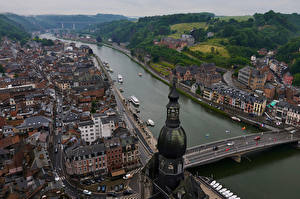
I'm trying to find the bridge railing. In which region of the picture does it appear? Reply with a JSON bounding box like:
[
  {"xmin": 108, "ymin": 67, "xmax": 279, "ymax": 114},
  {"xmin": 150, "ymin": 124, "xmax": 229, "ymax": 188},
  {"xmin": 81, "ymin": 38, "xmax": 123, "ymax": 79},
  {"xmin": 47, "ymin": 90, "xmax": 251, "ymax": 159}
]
[
  {"xmin": 185, "ymin": 130, "xmax": 284, "ymax": 154},
  {"xmin": 185, "ymin": 133, "xmax": 300, "ymax": 168}
]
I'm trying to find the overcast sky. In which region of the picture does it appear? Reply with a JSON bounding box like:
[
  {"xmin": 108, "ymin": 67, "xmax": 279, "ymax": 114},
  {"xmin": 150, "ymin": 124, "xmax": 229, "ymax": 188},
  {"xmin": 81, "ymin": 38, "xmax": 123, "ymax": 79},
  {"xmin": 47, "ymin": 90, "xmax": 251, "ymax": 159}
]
[{"xmin": 0, "ymin": 0, "xmax": 299, "ymax": 17}]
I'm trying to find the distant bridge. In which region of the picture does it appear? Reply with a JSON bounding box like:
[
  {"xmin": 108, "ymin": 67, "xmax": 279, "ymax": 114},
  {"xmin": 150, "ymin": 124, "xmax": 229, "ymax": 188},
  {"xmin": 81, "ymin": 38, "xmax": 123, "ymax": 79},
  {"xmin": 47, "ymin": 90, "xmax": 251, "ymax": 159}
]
[{"xmin": 184, "ymin": 129, "xmax": 300, "ymax": 168}]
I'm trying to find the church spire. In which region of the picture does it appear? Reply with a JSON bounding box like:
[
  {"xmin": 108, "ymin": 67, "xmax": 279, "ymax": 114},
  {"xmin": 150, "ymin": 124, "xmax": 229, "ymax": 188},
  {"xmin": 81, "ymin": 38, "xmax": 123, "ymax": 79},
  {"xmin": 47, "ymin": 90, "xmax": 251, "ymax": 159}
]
[{"xmin": 166, "ymin": 70, "xmax": 180, "ymax": 128}]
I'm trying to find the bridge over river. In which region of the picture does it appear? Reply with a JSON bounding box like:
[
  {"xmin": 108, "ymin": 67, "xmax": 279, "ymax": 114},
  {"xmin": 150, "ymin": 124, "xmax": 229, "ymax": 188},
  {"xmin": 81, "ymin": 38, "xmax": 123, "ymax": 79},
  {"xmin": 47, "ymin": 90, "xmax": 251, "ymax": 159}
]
[{"xmin": 184, "ymin": 129, "xmax": 300, "ymax": 168}]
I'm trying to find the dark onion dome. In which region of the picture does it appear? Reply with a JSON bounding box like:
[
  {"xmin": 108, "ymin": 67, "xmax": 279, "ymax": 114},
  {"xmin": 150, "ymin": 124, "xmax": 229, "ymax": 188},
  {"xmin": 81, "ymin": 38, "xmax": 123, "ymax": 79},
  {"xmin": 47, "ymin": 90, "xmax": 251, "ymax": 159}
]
[{"xmin": 158, "ymin": 125, "xmax": 187, "ymax": 159}]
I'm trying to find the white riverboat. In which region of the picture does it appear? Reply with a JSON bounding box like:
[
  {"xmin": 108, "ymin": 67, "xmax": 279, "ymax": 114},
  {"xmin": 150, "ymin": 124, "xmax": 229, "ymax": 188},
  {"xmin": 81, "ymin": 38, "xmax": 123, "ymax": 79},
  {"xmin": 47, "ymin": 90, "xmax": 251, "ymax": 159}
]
[
  {"xmin": 129, "ymin": 96, "xmax": 140, "ymax": 106},
  {"xmin": 118, "ymin": 74, "xmax": 123, "ymax": 83},
  {"xmin": 231, "ymin": 116, "xmax": 241, "ymax": 122},
  {"xmin": 146, "ymin": 119, "xmax": 155, "ymax": 127}
]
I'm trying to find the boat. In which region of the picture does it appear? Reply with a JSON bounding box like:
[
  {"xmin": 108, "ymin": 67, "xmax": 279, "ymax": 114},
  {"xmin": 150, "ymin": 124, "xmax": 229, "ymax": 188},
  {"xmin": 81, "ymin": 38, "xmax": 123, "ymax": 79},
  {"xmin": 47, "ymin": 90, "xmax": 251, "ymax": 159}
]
[
  {"xmin": 231, "ymin": 116, "xmax": 241, "ymax": 122},
  {"xmin": 222, "ymin": 190, "xmax": 230, "ymax": 196},
  {"xmin": 119, "ymin": 87, "xmax": 124, "ymax": 92},
  {"xmin": 225, "ymin": 130, "xmax": 231, "ymax": 133},
  {"xmin": 118, "ymin": 74, "xmax": 123, "ymax": 83},
  {"xmin": 129, "ymin": 96, "xmax": 140, "ymax": 106},
  {"xmin": 216, "ymin": 185, "xmax": 222, "ymax": 191},
  {"xmin": 229, "ymin": 196, "xmax": 237, "ymax": 199},
  {"xmin": 138, "ymin": 73, "xmax": 142, "ymax": 77},
  {"xmin": 146, "ymin": 119, "xmax": 155, "ymax": 127},
  {"xmin": 210, "ymin": 180, "xmax": 216, "ymax": 186},
  {"xmin": 205, "ymin": 133, "xmax": 210, "ymax": 137},
  {"xmin": 108, "ymin": 68, "xmax": 114, "ymax": 73},
  {"xmin": 213, "ymin": 183, "xmax": 219, "ymax": 188},
  {"xmin": 227, "ymin": 192, "xmax": 233, "ymax": 197},
  {"xmin": 219, "ymin": 188, "xmax": 227, "ymax": 193},
  {"xmin": 242, "ymin": 126, "xmax": 246, "ymax": 130}
]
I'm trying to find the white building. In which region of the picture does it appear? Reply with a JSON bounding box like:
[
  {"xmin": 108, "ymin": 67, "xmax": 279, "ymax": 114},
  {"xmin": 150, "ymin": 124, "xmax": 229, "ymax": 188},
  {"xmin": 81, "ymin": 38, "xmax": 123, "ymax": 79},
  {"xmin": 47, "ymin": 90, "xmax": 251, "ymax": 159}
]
[
  {"xmin": 79, "ymin": 112, "xmax": 120, "ymax": 144},
  {"xmin": 78, "ymin": 120, "xmax": 97, "ymax": 144}
]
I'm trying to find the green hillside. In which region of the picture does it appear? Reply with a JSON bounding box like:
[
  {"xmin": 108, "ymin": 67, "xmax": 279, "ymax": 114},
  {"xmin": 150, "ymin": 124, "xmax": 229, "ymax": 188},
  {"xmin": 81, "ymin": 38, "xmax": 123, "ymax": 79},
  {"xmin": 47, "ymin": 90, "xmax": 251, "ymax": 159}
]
[
  {"xmin": 0, "ymin": 14, "xmax": 30, "ymax": 43},
  {"xmin": 92, "ymin": 10, "xmax": 300, "ymax": 69},
  {"xmin": 5, "ymin": 13, "xmax": 132, "ymax": 31}
]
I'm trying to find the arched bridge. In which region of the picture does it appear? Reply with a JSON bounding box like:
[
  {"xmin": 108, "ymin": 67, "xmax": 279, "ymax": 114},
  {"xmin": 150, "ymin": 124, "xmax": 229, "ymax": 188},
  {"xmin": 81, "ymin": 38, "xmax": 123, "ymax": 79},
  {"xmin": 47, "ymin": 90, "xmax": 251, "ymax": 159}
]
[{"xmin": 184, "ymin": 129, "xmax": 300, "ymax": 168}]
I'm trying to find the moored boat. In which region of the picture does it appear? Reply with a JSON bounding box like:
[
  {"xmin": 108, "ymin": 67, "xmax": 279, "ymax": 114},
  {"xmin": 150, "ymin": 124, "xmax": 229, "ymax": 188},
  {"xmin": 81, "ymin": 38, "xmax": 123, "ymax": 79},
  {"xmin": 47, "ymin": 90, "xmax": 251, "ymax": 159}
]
[
  {"xmin": 146, "ymin": 119, "xmax": 155, "ymax": 126},
  {"xmin": 129, "ymin": 95, "xmax": 139, "ymax": 106},
  {"xmin": 231, "ymin": 116, "xmax": 241, "ymax": 122},
  {"xmin": 118, "ymin": 74, "xmax": 123, "ymax": 83}
]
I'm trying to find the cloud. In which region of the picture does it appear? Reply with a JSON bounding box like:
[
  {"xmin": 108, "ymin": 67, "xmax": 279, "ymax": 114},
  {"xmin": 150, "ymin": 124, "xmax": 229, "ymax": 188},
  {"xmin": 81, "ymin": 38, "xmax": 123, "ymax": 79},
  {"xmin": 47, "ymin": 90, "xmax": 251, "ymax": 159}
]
[{"xmin": 0, "ymin": 0, "xmax": 299, "ymax": 16}]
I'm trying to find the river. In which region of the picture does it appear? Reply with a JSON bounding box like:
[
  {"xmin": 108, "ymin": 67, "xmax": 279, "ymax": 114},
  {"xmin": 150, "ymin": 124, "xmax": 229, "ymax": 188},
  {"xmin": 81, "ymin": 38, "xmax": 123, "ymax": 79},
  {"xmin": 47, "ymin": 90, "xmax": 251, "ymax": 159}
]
[{"xmin": 41, "ymin": 34, "xmax": 300, "ymax": 199}]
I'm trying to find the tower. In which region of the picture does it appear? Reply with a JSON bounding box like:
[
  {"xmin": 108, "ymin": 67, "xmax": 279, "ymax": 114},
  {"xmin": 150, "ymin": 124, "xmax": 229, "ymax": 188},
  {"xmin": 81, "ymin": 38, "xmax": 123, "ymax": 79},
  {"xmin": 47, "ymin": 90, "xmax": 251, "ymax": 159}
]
[{"xmin": 157, "ymin": 75, "xmax": 187, "ymax": 191}]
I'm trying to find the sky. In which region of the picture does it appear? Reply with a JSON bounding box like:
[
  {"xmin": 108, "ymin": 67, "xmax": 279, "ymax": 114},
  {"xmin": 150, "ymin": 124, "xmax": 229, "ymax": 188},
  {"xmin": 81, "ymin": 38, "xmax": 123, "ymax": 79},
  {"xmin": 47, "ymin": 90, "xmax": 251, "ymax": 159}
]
[{"xmin": 0, "ymin": 0, "xmax": 299, "ymax": 17}]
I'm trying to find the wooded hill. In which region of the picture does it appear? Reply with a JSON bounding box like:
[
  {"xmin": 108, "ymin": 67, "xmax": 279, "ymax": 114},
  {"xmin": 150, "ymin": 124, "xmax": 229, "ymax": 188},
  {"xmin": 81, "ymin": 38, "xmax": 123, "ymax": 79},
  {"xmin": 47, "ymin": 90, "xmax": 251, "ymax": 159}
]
[
  {"xmin": 0, "ymin": 14, "xmax": 30, "ymax": 44},
  {"xmin": 4, "ymin": 13, "xmax": 132, "ymax": 31},
  {"xmin": 91, "ymin": 11, "xmax": 300, "ymax": 83}
]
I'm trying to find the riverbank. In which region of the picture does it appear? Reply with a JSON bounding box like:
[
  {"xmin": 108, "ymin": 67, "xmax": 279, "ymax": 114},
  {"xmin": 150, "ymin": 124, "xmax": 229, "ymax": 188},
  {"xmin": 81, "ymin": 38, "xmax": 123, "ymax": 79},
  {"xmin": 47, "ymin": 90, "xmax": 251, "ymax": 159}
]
[
  {"xmin": 93, "ymin": 53, "xmax": 158, "ymax": 154},
  {"xmin": 100, "ymin": 42, "xmax": 272, "ymax": 131}
]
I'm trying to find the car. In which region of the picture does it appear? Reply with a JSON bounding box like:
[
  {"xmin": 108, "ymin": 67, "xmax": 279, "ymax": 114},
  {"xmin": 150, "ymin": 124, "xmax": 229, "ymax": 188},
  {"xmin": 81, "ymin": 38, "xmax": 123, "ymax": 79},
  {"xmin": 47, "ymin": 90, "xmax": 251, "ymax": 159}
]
[
  {"xmin": 123, "ymin": 173, "xmax": 133, "ymax": 180},
  {"xmin": 107, "ymin": 192, "xmax": 117, "ymax": 197},
  {"xmin": 213, "ymin": 146, "xmax": 218, "ymax": 151},
  {"xmin": 123, "ymin": 189, "xmax": 134, "ymax": 195},
  {"xmin": 61, "ymin": 183, "xmax": 65, "ymax": 188},
  {"xmin": 114, "ymin": 185, "xmax": 119, "ymax": 192},
  {"xmin": 290, "ymin": 130, "xmax": 296, "ymax": 134},
  {"xmin": 55, "ymin": 147, "xmax": 58, "ymax": 153},
  {"xmin": 119, "ymin": 184, "xmax": 124, "ymax": 190},
  {"xmin": 227, "ymin": 141, "xmax": 235, "ymax": 146},
  {"xmin": 101, "ymin": 185, "xmax": 106, "ymax": 193},
  {"xmin": 95, "ymin": 178, "xmax": 102, "ymax": 183},
  {"xmin": 83, "ymin": 189, "xmax": 92, "ymax": 195},
  {"xmin": 97, "ymin": 186, "xmax": 101, "ymax": 192},
  {"xmin": 254, "ymin": 136, "xmax": 261, "ymax": 141}
]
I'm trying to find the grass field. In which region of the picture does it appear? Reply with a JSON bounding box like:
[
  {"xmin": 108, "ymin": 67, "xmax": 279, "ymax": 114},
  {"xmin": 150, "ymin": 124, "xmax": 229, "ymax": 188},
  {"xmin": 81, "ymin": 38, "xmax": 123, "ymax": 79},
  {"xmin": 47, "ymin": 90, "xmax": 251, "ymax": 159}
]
[
  {"xmin": 150, "ymin": 62, "xmax": 173, "ymax": 76},
  {"xmin": 216, "ymin": 15, "xmax": 253, "ymax": 22},
  {"xmin": 190, "ymin": 44, "xmax": 230, "ymax": 58},
  {"xmin": 169, "ymin": 22, "xmax": 207, "ymax": 39}
]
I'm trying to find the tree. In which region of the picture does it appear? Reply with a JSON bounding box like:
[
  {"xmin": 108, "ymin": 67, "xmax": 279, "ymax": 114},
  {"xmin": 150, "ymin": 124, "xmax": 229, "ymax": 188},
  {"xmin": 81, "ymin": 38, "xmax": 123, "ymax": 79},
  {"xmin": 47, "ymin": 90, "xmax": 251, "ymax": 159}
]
[
  {"xmin": 96, "ymin": 36, "xmax": 102, "ymax": 43},
  {"xmin": 0, "ymin": 64, "xmax": 4, "ymax": 73},
  {"xmin": 293, "ymin": 73, "xmax": 300, "ymax": 86}
]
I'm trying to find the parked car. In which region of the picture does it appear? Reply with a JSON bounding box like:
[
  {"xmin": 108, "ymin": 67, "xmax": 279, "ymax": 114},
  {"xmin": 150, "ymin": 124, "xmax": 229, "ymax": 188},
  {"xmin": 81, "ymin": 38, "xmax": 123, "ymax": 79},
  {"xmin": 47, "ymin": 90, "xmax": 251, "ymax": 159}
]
[
  {"xmin": 119, "ymin": 184, "xmax": 124, "ymax": 190},
  {"xmin": 101, "ymin": 185, "xmax": 106, "ymax": 193},
  {"xmin": 123, "ymin": 173, "xmax": 133, "ymax": 180},
  {"xmin": 123, "ymin": 189, "xmax": 134, "ymax": 195},
  {"xmin": 213, "ymin": 146, "xmax": 218, "ymax": 151},
  {"xmin": 254, "ymin": 136, "xmax": 261, "ymax": 141},
  {"xmin": 227, "ymin": 141, "xmax": 235, "ymax": 146},
  {"xmin": 83, "ymin": 190, "xmax": 91, "ymax": 195}
]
